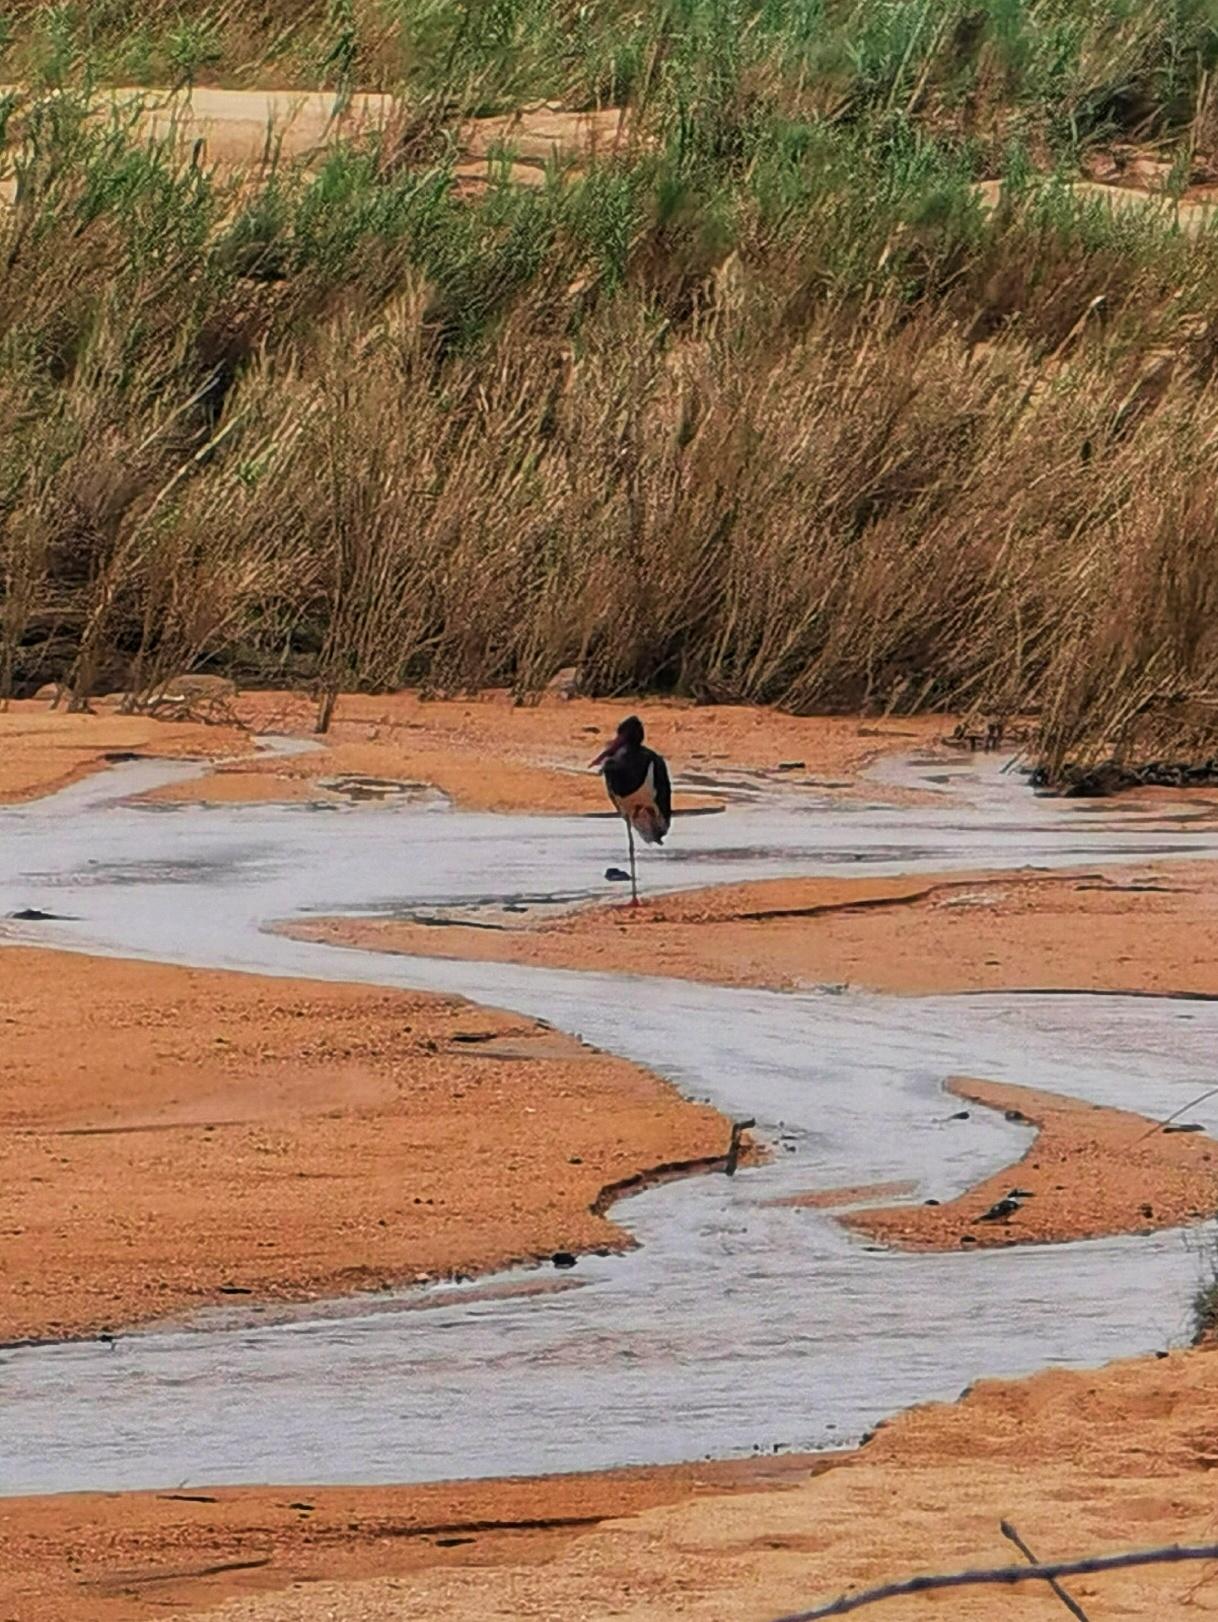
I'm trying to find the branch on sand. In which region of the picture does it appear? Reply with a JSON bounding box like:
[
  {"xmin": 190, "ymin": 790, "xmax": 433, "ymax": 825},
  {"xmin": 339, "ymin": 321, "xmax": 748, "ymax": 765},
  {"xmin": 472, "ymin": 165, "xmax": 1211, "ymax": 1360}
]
[
  {"xmin": 1000, "ymin": 1520, "xmax": 1091, "ymax": 1621},
  {"xmin": 769, "ymin": 1543, "xmax": 1218, "ymax": 1620}
]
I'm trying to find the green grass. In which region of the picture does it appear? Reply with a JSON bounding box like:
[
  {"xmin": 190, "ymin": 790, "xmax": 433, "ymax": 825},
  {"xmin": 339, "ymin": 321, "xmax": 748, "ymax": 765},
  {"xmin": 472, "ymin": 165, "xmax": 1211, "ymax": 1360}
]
[{"xmin": 0, "ymin": 0, "xmax": 1216, "ymax": 143}]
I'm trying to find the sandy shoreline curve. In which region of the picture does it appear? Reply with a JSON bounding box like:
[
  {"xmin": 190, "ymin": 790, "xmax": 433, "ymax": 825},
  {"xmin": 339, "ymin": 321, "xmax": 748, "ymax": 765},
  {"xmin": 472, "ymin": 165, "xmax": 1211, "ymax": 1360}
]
[
  {"xmin": 845, "ymin": 1075, "xmax": 1218, "ymax": 1250},
  {"xmin": 0, "ymin": 946, "xmax": 735, "ymax": 1344}
]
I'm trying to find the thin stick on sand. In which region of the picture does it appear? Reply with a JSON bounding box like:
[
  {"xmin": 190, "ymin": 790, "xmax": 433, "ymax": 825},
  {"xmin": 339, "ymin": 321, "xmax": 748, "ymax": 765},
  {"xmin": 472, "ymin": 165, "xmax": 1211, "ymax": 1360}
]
[
  {"xmin": 768, "ymin": 1542, "xmax": 1218, "ymax": 1620},
  {"xmin": 1000, "ymin": 1520, "xmax": 1092, "ymax": 1621}
]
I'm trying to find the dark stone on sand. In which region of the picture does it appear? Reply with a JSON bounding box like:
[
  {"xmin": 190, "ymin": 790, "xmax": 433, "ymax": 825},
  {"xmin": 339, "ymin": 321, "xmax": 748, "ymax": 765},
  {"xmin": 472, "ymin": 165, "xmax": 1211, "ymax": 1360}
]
[
  {"xmin": 7, "ymin": 907, "xmax": 71, "ymax": 921},
  {"xmin": 976, "ymin": 1195, "xmax": 1022, "ymax": 1223},
  {"xmin": 1165, "ymin": 1122, "xmax": 1205, "ymax": 1133},
  {"xmin": 950, "ymin": 1110, "xmax": 970, "ymax": 1121},
  {"xmin": 552, "ymin": 1251, "xmax": 577, "ymax": 1269},
  {"xmin": 605, "ymin": 867, "xmax": 630, "ymax": 882}
]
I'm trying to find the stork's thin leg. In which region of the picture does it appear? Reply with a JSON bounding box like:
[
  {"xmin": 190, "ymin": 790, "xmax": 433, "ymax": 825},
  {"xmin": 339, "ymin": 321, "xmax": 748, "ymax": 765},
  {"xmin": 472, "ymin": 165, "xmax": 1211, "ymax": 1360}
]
[{"xmin": 627, "ymin": 819, "xmax": 638, "ymax": 906}]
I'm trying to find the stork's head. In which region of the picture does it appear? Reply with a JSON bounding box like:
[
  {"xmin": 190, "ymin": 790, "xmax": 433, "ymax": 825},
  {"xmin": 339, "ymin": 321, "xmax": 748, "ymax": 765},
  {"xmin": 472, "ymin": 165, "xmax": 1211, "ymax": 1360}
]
[{"xmin": 590, "ymin": 714, "xmax": 645, "ymax": 767}]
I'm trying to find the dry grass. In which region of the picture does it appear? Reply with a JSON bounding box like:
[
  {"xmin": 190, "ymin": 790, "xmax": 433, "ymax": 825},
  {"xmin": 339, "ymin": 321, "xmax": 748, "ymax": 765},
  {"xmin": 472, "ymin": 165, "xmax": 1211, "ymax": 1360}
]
[{"xmin": 5, "ymin": 51, "xmax": 1218, "ymax": 767}]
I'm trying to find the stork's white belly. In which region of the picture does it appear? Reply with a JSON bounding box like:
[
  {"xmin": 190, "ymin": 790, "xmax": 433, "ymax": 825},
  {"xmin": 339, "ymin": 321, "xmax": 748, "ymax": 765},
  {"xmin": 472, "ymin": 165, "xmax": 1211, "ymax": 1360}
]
[{"xmin": 610, "ymin": 763, "xmax": 665, "ymax": 844}]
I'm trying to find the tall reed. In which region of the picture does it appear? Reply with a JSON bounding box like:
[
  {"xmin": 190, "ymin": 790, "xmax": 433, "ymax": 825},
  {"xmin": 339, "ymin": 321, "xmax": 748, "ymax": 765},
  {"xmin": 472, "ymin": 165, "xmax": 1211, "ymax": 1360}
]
[{"xmin": 4, "ymin": 62, "xmax": 1218, "ymax": 768}]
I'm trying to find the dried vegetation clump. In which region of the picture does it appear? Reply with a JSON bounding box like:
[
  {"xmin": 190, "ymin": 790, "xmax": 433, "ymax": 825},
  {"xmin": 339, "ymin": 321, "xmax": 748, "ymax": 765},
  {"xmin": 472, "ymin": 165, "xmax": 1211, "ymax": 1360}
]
[{"xmin": 5, "ymin": 3, "xmax": 1218, "ymax": 774}]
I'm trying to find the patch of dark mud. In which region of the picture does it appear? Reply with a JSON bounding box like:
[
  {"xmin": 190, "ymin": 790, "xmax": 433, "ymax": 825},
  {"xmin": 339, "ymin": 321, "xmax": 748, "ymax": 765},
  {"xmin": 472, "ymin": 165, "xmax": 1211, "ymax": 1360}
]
[
  {"xmin": 290, "ymin": 890, "xmax": 591, "ymax": 920},
  {"xmin": 316, "ymin": 774, "xmax": 446, "ymax": 805},
  {"xmin": 1034, "ymin": 759, "xmax": 1218, "ymax": 797},
  {"xmin": 660, "ymin": 845, "xmax": 937, "ymax": 866}
]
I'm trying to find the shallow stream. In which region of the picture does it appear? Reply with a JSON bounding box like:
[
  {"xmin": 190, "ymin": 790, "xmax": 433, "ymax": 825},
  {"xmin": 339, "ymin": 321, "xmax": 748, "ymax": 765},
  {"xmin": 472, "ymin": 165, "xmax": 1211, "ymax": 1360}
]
[{"xmin": 2, "ymin": 749, "xmax": 1217, "ymax": 1493}]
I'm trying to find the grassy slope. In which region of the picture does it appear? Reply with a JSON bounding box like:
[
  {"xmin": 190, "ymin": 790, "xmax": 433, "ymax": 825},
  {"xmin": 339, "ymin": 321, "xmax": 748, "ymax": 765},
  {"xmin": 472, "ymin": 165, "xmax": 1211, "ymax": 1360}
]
[{"xmin": 4, "ymin": 1, "xmax": 1218, "ymax": 771}]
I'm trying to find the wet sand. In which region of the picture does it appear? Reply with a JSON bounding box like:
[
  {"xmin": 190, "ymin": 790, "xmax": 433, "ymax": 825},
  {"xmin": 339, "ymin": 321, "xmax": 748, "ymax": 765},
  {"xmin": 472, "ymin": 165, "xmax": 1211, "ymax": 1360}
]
[
  {"xmin": 0, "ymin": 947, "xmax": 730, "ymax": 1343},
  {"xmin": 298, "ymin": 861, "xmax": 1218, "ymax": 995},
  {"xmin": 0, "ymin": 706, "xmax": 251, "ymax": 805},
  {"xmin": 143, "ymin": 690, "xmax": 943, "ymax": 813},
  {"xmin": 165, "ymin": 1344, "xmax": 1218, "ymax": 1622},
  {"xmin": 846, "ymin": 1076, "xmax": 1218, "ymax": 1250},
  {"xmin": 2, "ymin": 1456, "xmax": 821, "ymax": 1622},
  {"xmin": 1, "ymin": 690, "xmax": 946, "ymax": 814}
]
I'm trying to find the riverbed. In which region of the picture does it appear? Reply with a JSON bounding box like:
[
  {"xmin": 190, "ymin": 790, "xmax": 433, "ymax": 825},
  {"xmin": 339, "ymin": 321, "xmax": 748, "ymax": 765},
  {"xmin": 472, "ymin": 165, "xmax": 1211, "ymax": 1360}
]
[{"xmin": 2, "ymin": 749, "xmax": 1216, "ymax": 1494}]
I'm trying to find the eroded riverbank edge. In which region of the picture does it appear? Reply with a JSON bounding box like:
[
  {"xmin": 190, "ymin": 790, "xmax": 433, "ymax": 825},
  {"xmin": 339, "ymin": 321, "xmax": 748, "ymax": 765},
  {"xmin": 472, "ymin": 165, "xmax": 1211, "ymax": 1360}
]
[{"xmin": 1, "ymin": 1454, "xmax": 829, "ymax": 1622}]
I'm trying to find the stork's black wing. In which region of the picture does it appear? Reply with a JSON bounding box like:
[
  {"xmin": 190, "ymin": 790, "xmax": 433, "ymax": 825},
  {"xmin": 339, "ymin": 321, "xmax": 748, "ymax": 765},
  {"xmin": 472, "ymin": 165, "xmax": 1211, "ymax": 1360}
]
[{"xmin": 651, "ymin": 750, "xmax": 672, "ymax": 827}]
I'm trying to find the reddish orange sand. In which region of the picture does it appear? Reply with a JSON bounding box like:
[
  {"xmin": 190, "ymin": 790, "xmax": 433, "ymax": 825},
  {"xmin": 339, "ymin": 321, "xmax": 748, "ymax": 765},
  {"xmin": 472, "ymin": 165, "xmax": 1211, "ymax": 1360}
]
[
  {"xmin": 0, "ymin": 947, "xmax": 731, "ymax": 1343},
  {"xmin": 9, "ymin": 1349, "xmax": 1206, "ymax": 1622},
  {"xmin": 12, "ymin": 1347, "xmax": 1210, "ymax": 1622},
  {"xmin": 288, "ymin": 1347, "xmax": 1217, "ymax": 1622},
  {"xmin": 297, "ymin": 862, "xmax": 1218, "ymax": 996},
  {"xmin": 846, "ymin": 1076, "xmax": 1218, "ymax": 1249},
  {"xmin": 143, "ymin": 690, "xmax": 943, "ymax": 813},
  {"xmin": 1, "ymin": 1457, "xmax": 821, "ymax": 1622},
  {"xmin": 0, "ymin": 691, "xmax": 946, "ymax": 813},
  {"xmin": 0, "ymin": 706, "xmax": 252, "ymax": 804}
]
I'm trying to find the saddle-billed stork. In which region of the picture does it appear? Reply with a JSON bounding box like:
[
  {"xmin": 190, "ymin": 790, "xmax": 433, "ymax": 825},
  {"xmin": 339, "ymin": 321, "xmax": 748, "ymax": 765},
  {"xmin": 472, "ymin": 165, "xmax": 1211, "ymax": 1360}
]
[{"xmin": 590, "ymin": 715, "xmax": 672, "ymax": 905}]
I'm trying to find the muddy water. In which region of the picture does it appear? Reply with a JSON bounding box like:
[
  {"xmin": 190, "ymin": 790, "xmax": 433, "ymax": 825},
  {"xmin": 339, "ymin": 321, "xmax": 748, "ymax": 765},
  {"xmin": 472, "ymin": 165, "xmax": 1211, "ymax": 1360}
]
[{"xmin": 2, "ymin": 752, "xmax": 1217, "ymax": 1493}]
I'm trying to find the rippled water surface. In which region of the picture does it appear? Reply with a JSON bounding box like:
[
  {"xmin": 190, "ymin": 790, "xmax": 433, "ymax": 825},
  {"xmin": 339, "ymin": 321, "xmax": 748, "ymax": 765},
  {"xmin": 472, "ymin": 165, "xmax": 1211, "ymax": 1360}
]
[{"xmin": 2, "ymin": 749, "xmax": 1216, "ymax": 1493}]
